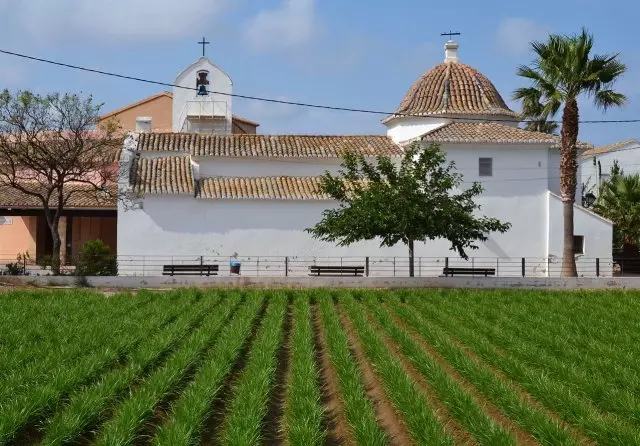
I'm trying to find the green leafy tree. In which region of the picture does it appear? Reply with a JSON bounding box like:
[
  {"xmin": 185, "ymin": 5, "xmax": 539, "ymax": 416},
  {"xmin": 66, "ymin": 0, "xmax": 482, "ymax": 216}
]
[
  {"xmin": 0, "ymin": 91, "xmax": 119, "ymax": 274},
  {"xmin": 594, "ymin": 169, "xmax": 640, "ymax": 256},
  {"xmin": 307, "ymin": 142, "xmax": 511, "ymax": 277},
  {"xmin": 513, "ymin": 28, "xmax": 626, "ymax": 276},
  {"xmin": 76, "ymin": 239, "xmax": 118, "ymax": 276}
]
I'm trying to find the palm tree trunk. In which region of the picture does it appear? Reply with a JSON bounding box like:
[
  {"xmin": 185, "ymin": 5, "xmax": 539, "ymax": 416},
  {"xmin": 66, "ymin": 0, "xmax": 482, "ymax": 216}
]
[{"xmin": 560, "ymin": 98, "xmax": 579, "ymax": 277}]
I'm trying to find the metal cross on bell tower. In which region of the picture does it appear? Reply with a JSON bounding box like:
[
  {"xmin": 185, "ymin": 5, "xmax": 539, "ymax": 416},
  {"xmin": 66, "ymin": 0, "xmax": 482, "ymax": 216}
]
[{"xmin": 198, "ymin": 37, "xmax": 210, "ymax": 57}]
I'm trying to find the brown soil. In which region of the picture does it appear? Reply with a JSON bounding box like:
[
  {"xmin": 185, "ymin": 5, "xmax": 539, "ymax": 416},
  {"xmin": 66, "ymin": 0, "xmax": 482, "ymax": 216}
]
[
  {"xmin": 337, "ymin": 308, "xmax": 415, "ymax": 446},
  {"xmin": 312, "ymin": 303, "xmax": 355, "ymax": 446},
  {"xmin": 382, "ymin": 306, "xmax": 538, "ymax": 446},
  {"xmin": 262, "ymin": 298, "xmax": 293, "ymax": 445},
  {"xmin": 365, "ymin": 313, "xmax": 478, "ymax": 446}
]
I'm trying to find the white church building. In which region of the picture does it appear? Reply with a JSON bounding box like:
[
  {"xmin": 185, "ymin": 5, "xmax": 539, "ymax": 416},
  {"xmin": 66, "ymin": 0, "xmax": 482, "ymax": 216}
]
[{"xmin": 116, "ymin": 40, "xmax": 613, "ymax": 277}]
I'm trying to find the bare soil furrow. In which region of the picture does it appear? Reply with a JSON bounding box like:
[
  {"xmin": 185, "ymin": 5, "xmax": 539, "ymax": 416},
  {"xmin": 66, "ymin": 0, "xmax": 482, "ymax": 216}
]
[
  {"xmin": 337, "ymin": 308, "xmax": 414, "ymax": 446},
  {"xmin": 312, "ymin": 303, "xmax": 354, "ymax": 446},
  {"xmin": 366, "ymin": 313, "xmax": 478, "ymax": 446},
  {"xmin": 262, "ymin": 297, "xmax": 293, "ymax": 445}
]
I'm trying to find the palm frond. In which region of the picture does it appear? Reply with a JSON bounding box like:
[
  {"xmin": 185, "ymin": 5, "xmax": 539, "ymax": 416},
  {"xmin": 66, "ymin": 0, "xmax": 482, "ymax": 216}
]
[{"xmin": 594, "ymin": 89, "xmax": 627, "ymax": 110}]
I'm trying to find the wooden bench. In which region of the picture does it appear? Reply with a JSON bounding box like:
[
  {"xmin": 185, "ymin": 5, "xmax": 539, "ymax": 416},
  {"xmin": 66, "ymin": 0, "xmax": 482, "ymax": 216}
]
[
  {"xmin": 443, "ymin": 267, "xmax": 496, "ymax": 277},
  {"xmin": 162, "ymin": 264, "xmax": 219, "ymax": 276},
  {"xmin": 309, "ymin": 265, "xmax": 365, "ymax": 277}
]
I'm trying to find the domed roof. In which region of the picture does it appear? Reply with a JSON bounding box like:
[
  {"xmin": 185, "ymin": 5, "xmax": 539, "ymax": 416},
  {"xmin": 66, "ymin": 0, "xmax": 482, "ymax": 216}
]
[{"xmin": 391, "ymin": 41, "xmax": 519, "ymax": 119}]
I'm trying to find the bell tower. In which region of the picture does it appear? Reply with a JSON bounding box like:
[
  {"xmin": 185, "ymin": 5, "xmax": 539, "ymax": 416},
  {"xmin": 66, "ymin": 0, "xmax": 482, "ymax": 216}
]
[{"xmin": 172, "ymin": 38, "xmax": 233, "ymax": 134}]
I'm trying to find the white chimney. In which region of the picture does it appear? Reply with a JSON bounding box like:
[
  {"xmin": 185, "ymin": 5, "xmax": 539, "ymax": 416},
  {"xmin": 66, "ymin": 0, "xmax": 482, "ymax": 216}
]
[
  {"xmin": 135, "ymin": 116, "xmax": 152, "ymax": 133},
  {"xmin": 444, "ymin": 40, "xmax": 459, "ymax": 63}
]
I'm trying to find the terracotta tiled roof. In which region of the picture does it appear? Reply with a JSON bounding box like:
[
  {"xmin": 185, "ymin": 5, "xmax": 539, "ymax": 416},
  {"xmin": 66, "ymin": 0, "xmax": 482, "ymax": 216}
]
[
  {"xmin": 386, "ymin": 63, "xmax": 519, "ymax": 122},
  {"xmin": 421, "ymin": 122, "xmax": 593, "ymax": 149},
  {"xmin": 131, "ymin": 155, "xmax": 194, "ymax": 195},
  {"xmin": 0, "ymin": 184, "xmax": 116, "ymax": 209},
  {"xmin": 199, "ymin": 176, "xmax": 331, "ymax": 200},
  {"xmin": 582, "ymin": 139, "xmax": 639, "ymax": 157},
  {"xmin": 136, "ymin": 133, "xmax": 403, "ymax": 158}
]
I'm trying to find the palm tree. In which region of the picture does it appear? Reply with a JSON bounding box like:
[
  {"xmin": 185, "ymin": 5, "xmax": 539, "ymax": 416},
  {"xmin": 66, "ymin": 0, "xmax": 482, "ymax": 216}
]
[
  {"xmin": 513, "ymin": 29, "xmax": 626, "ymax": 276},
  {"xmin": 594, "ymin": 173, "xmax": 640, "ymax": 257},
  {"xmin": 520, "ymin": 91, "xmax": 559, "ymax": 134}
]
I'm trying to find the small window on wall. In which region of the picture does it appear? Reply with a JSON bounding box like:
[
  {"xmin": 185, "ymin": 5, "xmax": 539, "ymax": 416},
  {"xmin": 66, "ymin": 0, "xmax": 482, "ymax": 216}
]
[
  {"xmin": 479, "ymin": 158, "xmax": 493, "ymax": 177},
  {"xmin": 573, "ymin": 235, "xmax": 585, "ymax": 255}
]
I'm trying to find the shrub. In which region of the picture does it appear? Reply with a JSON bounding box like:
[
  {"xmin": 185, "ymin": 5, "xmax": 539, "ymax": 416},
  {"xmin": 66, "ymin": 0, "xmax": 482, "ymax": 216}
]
[{"xmin": 75, "ymin": 240, "xmax": 117, "ymax": 276}]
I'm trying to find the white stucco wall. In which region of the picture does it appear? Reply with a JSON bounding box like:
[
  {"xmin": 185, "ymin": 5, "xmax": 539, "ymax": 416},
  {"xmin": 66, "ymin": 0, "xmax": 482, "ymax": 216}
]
[
  {"xmin": 172, "ymin": 57, "xmax": 233, "ymax": 133},
  {"xmin": 437, "ymin": 143, "xmax": 551, "ymax": 197},
  {"xmin": 386, "ymin": 117, "xmax": 450, "ymax": 144},
  {"xmin": 547, "ymin": 192, "xmax": 613, "ymax": 276},
  {"xmin": 117, "ymin": 135, "xmax": 613, "ymax": 278},
  {"xmin": 581, "ymin": 143, "xmax": 640, "ymax": 196},
  {"xmin": 195, "ymin": 157, "xmax": 343, "ymax": 178},
  {"xmin": 117, "ymin": 192, "xmax": 554, "ymax": 277}
]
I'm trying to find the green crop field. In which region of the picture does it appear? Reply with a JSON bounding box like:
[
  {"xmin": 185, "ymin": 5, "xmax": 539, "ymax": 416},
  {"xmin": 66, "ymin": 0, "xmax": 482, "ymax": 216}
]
[{"xmin": 0, "ymin": 288, "xmax": 638, "ymax": 445}]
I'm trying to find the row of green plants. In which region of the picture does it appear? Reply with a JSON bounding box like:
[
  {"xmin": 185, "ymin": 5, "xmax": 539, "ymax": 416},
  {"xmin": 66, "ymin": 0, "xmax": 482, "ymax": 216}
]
[
  {"xmin": 2, "ymin": 289, "xmax": 639, "ymax": 444},
  {"xmin": 154, "ymin": 291, "xmax": 265, "ymax": 445},
  {"xmin": 41, "ymin": 293, "xmax": 216, "ymax": 444},
  {"xmin": 220, "ymin": 294, "xmax": 288, "ymax": 445},
  {"xmin": 361, "ymin": 294, "xmax": 516, "ymax": 445},
  {"xmin": 281, "ymin": 296, "xmax": 325, "ymax": 446},
  {"xmin": 385, "ymin": 294, "xmax": 578, "ymax": 445},
  {"xmin": 415, "ymin": 291, "xmax": 640, "ymax": 419},
  {"xmin": 0, "ymin": 293, "xmax": 154, "ymax": 392},
  {"xmin": 406, "ymin": 292, "xmax": 640, "ymax": 444},
  {"xmin": 0, "ymin": 292, "xmax": 187, "ymax": 443},
  {"xmin": 94, "ymin": 293, "xmax": 243, "ymax": 445}
]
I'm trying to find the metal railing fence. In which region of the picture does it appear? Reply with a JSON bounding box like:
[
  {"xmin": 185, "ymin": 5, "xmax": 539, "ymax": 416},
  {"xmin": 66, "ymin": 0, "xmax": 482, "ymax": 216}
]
[{"xmin": 0, "ymin": 254, "xmax": 636, "ymax": 278}]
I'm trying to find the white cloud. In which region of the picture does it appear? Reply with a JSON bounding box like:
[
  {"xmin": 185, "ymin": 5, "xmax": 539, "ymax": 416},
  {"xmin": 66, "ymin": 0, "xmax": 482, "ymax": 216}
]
[
  {"xmin": 495, "ymin": 18, "xmax": 549, "ymax": 57},
  {"xmin": 243, "ymin": 0, "xmax": 318, "ymax": 52},
  {"xmin": 0, "ymin": 0, "xmax": 230, "ymax": 44}
]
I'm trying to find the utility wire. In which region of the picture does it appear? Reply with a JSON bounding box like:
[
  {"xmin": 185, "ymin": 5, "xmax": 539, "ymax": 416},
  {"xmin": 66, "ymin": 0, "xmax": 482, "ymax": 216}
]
[{"xmin": 2, "ymin": 48, "xmax": 640, "ymax": 125}]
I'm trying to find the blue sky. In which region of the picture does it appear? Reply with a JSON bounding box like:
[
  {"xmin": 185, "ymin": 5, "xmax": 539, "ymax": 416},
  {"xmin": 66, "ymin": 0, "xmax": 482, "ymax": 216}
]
[{"xmin": 0, "ymin": 0, "xmax": 638, "ymax": 146}]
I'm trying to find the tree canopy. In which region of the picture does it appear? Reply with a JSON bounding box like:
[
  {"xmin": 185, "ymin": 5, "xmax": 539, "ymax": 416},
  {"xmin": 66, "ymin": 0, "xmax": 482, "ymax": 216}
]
[
  {"xmin": 307, "ymin": 142, "xmax": 511, "ymax": 276},
  {"xmin": 594, "ymin": 166, "xmax": 640, "ymax": 256},
  {"xmin": 0, "ymin": 90, "xmax": 120, "ymax": 274}
]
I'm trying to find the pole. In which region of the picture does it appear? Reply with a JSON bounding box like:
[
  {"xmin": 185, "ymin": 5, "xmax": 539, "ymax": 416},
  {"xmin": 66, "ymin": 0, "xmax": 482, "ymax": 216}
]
[
  {"xmin": 596, "ymin": 258, "xmax": 600, "ymax": 277},
  {"xmin": 285, "ymin": 256, "xmax": 288, "ymax": 277},
  {"xmin": 521, "ymin": 258, "xmax": 525, "ymax": 277},
  {"xmin": 365, "ymin": 257, "xmax": 369, "ymax": 277}
]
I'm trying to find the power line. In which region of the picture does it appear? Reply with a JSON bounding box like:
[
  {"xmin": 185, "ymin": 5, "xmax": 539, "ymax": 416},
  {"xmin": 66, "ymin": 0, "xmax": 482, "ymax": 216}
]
[{"xmin": 2, "ymin": 48, "xmax": 640, "ymax": 125}]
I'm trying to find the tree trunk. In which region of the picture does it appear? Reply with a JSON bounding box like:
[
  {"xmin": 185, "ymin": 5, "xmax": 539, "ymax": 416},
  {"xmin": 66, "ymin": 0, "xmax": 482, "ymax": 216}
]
[
  {"xmin": 51, "ymin": 228, "xmax": 62, "ymax": 275},
  {"xmin": 408, "ymin": 239, "xmax": 415, "ymax": 278},
  {"xmin": 43, "ymin": 206, "xmax": 62, "ymax": 275},
  {"xmin": 560, "ymin": 98, "xmax": 579, "ymax": 277}
]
